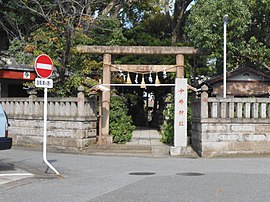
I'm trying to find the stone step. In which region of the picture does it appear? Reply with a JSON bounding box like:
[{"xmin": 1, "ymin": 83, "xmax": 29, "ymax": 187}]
[
  {"xmin": 82, "ymin": 144, "xmax": 152, "ymax": 156},
  {"xmin": 81, "ymin": 144, "xmax": 199, "ymax": 158}
]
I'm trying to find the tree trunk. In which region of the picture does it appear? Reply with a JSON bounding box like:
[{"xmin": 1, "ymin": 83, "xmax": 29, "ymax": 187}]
[
  {"xmin": 59, "ymin": 27, "xmax": 72, "ymax": 81},
  {"xmin": 171, "ymin": 0, "xmax": 193, "ymax": 45}
]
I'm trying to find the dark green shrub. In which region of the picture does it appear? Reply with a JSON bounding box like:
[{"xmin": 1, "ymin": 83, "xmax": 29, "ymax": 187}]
[
  {"xmin": 160, "ymin": 104, "xmax": 174, "ymax": 145},
  {"xmin": 160, "ymin": 97, "xmax": 192, "ymax": 145},
  {"xmin": 109, "ymin": 95, "xmax": 135, "ymax": 143}
]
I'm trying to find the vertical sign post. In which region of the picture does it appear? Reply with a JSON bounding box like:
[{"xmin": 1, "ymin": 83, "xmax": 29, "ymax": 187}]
[
  {"xmin": 174, "ymin": 78, "xmax": 188, "ymax": 147},
  {"xmin": 34, "ymin": 54, "xmax": 60, "ymax": 176}
]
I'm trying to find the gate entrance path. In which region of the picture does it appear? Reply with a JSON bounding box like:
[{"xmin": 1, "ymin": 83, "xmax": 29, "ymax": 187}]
[{"xmin": 126, "ymin": 127, "xmax": 163, "ymax": 146}]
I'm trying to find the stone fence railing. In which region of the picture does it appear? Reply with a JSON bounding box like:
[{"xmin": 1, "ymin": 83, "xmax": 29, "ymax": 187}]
[
  {"xmin": 191, "ymin": 85, "xmax": 270, "ymax": 157},
  {"xmin": 0, "ymin": 92, "xmax": 96, "ymax": 119},
  {"xmin": 0, "ymin": 87, "xmax": 98, "ymax": 151}
]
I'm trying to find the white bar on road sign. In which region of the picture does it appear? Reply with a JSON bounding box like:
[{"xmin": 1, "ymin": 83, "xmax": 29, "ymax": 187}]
[
  {"xmin": 36, "ymin": 63, "xmax": 52, "ymax": 70},
  {"xmin": 35, "ymin": 78, "xmax": 53, "ymax": 88}
]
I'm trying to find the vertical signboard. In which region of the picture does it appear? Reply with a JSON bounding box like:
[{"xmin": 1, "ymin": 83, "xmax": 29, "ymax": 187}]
[{"xmin": 174, "ymin": 78, "xmax": 187, "ymax": 147}]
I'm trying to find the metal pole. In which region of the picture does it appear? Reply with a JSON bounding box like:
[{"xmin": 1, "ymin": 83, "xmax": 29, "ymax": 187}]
[
  {"xmin": 223, "ymin": 14, "xmax": 228, "ymax": 98},
  {"xmin": 43, "ymin": 87, "xmax": 60, "ymax": 176}
]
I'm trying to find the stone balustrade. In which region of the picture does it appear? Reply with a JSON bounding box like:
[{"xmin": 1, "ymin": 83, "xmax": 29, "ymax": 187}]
[
  {"xmin": 0, "ymin": 97, "xmax": 96, "ymax": 119},
  {"xmin": 0, "ymin": 87, "xmax": 98, "ymax": 151},
  {"xmin": 201, "ymin": 97, "xmax": 270, "ymax": 119},
  {"xmin": 191, "ymin": 85, "xmax": 270, "ymax": 157}
]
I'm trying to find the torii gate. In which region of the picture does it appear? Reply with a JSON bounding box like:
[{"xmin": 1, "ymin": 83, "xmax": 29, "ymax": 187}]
[{"xmin": 77, "ymin": 46, "xmax": 198, "ymax": 146}]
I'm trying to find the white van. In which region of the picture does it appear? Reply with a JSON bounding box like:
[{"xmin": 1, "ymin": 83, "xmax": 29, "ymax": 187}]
[{"xmin": 0, "ymin": 104, "xmax": 12, "ymax": 150}]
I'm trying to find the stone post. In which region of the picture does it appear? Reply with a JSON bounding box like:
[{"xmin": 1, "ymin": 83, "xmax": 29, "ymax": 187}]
[
  {"xmin": 27, "ymin": 88, "xmax": 37, "ymax": 115},
  {"xmin": 101, "ymin": 54, "xmax": 112, "ymax": 144},
  {"xmin": 201, "ymin": 85, "xmax": 209, "ymax": 119},
  {"xmin": 77, "ymin": 86, "xmax": 85, "ymax": 117}
]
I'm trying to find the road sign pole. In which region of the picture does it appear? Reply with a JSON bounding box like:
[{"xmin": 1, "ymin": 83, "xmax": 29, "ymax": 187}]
[
  {"xmin": 35, "ymin": 54, "xmax": 60, "ymax": 176},
  {"xmin": 43, "ymin": 87, "xmax": 60, "ymax": 176}
]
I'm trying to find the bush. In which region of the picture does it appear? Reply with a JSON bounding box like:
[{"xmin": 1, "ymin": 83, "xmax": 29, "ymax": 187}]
[
  {"xmin": 109, "ymin": 95, "xmax": 135, "ymax": 143},
  {"xmin": 160, "ymin": 104, "xmax": 174, "ymax": 145},
  {"xmin": 160, "ymin": 97, "xmax": 192, "ymax": 145}
]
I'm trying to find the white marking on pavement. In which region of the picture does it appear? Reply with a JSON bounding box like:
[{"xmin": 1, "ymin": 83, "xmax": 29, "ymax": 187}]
[{"xmin": 0, "ymin": 173, "xmax": 33, "ymax": 177}]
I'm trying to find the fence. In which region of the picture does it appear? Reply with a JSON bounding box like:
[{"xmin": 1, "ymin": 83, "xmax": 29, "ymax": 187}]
[
  {"xmin": 191, "ymin": 85, "xmax": 270, "ymax": 157},
  {"xmin": 0, "ymin": 87, "xmax": 98, "ymax": 151}
]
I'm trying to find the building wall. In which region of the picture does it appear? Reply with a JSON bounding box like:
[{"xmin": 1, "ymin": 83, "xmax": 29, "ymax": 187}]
[{"xmin": 212, "ymin": 81, "xmax": 270, "ymax": 96}]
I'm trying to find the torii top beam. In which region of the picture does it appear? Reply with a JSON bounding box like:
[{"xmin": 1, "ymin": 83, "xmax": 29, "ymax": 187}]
[{"xmin": 76, "ymin": 45, "xmax": 199, "ymax": 55}]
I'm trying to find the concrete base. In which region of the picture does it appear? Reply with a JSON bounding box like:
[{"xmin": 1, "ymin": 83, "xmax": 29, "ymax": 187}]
[
  {"xmin": 170, "ymin": 146, "xmax": 198, "ymax": 157},
  {"xmin": 98, "ymin": 135, "xmax": 113, "ymax": 144},
  {"xmin": 151, "ymin": 145, "xmax": 170, "ymax": 157}
]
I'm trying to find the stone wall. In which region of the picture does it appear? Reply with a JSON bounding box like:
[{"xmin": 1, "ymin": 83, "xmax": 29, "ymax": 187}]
[
  {"xmin": 191, "ymin": 85, "xmax": 270, "ymax": 157},
  {"xmin": 0, "ymin": 87, "xmax": 98, "ymax": 152}
]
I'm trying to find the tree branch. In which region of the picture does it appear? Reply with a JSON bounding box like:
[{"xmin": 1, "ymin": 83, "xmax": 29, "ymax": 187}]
[
  {"xmin": 262, "ymin": 62, "xmax": 270, "ymax": 71},
  {"xmin": 101, "ymin": 0, "xmax": 121, "ymax": 16}
]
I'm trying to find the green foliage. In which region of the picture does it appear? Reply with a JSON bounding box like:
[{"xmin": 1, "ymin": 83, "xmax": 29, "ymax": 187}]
[
  {"xmin": 109, "ymin": 95, "xmax": 135, "ymax": 143},
  {"xmin": 161, "ymin": 104, "xmax": 174, "ymax": 145},
  {"xmin": 186, "ymin": 0, "xmax": 270, "ymax": 72},
  {"xmin": 90, "ymin": 17, "xmax": 127, "ymax": 46},
  {"xmin": 8, "ymin": 38, "xmax": 33, "ymax": 65},
  {"xmin": 7, "ymin": 22, "xmax": 100, "ymax": 96},
  {"xmin": 161, "ymin": 95, "xmax": 192, "ymax": 145},
  {"xmin": 2, "ymin": 1, "xmax": 128, "ymax": 97},
  {"xmin": 123, "ymin": 13, "xmax": 171, "ymax": 46}
]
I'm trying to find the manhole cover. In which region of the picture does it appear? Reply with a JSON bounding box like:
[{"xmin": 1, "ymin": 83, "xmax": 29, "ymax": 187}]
[
  {"xmin": 129, "ymin": 172, "xmax": 156, "ymax": 176},
  {"xmin": 176, "ymin": 172, "xmax": 205, "ymax": 176}
]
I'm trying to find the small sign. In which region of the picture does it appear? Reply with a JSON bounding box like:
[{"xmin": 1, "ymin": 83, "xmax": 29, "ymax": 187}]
[
  {"xmin": 23, "ymin": 72, "xmax": 31, "ymax": 79},
  {"xmin": 35, "ymin": 78, "xmax": 53, "ymax": 88}
]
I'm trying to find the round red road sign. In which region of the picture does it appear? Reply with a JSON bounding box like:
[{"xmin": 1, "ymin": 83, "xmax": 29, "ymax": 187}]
[{"xmin": 35, "ymin": 54, "xmax": 54, "ymax": 78}]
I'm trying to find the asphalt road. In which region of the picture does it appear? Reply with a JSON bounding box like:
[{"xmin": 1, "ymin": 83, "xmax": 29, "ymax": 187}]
[{"xmin": 1, "ymin": 148, "xmax": 270, "ymax": 202}]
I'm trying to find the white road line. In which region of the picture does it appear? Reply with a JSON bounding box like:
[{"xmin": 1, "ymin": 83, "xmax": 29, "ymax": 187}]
[{"xmin": 0, "ymin": 173, "xmax": 33, "ymax": 177}]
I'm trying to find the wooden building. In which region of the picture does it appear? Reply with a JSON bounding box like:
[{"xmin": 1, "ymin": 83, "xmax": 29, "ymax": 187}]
[
  {"xmin": 204, "ymin": 67, "xmax": 270, "ymax": 97},
  {"xmin": 0, "ymin": 65, "xmax": 36, "ymax": 97}
]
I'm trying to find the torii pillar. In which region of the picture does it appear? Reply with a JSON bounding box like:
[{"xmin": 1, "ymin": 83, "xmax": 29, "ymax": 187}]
[
  {"xmin": 100, "ymin": 54, "xmax": 112, "ymax": 144},
  {"xmin": 176, "ymin": 54, "xmax": 184, "ymax": 78}
]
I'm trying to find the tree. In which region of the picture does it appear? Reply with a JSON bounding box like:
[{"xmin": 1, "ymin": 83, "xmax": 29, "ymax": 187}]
[
  {"xmin": 185, "ymin": 0, "xmax": 270, "ymax": 75},
  {"xmin": 0, "ymin": 0, "xmax": 128, "ymax": 96},
  {"xmin": 246, "ymin": 0, "xmax": 270, "ymax": 69},
  {"xmin": 165, "ymin": 0, "xmax": 193, "ymax": 44}
]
